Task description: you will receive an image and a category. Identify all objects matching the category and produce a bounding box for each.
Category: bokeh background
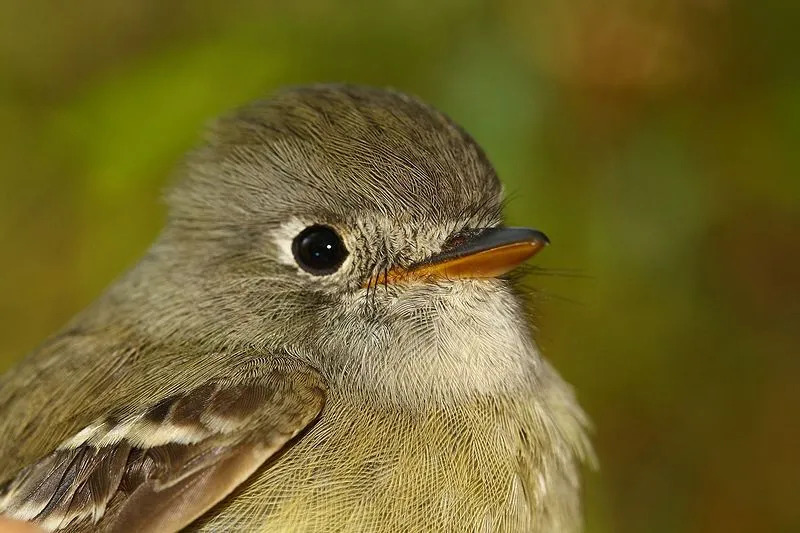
[1,1,798,531]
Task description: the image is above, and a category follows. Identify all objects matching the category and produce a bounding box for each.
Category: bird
[0,84,593,532]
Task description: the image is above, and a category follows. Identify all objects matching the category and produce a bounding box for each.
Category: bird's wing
[0,356,326,532]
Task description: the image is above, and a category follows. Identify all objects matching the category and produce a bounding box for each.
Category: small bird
[0,85,592,532]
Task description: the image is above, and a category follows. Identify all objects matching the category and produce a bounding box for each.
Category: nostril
[441,228,486,252]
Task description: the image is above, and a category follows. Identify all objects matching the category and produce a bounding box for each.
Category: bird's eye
[292,225,349,275]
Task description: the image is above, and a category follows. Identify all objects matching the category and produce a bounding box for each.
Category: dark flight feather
[0,358,326,532]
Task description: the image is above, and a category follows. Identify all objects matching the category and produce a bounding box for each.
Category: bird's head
[130,85,548,405]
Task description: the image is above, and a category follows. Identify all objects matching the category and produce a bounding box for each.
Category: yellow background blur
[1,1,798,531]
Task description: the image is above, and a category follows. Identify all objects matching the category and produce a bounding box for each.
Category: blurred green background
[1,1,798,531]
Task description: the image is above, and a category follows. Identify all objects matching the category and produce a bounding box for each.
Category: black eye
[292,225,349,275]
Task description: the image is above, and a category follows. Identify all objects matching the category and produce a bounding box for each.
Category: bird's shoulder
[0,328,327,531]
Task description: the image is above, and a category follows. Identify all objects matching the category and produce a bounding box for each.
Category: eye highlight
[292,225,349,275]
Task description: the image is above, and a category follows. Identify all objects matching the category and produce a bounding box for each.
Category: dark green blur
[1,1,797,531]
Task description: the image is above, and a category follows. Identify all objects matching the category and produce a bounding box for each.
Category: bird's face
[151,86,547,406]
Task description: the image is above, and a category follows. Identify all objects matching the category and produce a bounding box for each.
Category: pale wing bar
[0,358,326,532]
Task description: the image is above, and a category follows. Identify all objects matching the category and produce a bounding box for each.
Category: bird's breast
[191,399,547,532]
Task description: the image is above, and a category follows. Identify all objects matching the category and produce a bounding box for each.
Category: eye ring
[291,225,349,276]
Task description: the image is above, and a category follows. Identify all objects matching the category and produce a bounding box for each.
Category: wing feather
[0,357,326,532]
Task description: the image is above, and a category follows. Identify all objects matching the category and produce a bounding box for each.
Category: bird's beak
[369,227,549,286]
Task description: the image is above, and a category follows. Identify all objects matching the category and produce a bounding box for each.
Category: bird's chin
[324,277,538,408]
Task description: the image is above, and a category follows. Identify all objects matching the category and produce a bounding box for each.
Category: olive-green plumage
[0,84,592,532]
